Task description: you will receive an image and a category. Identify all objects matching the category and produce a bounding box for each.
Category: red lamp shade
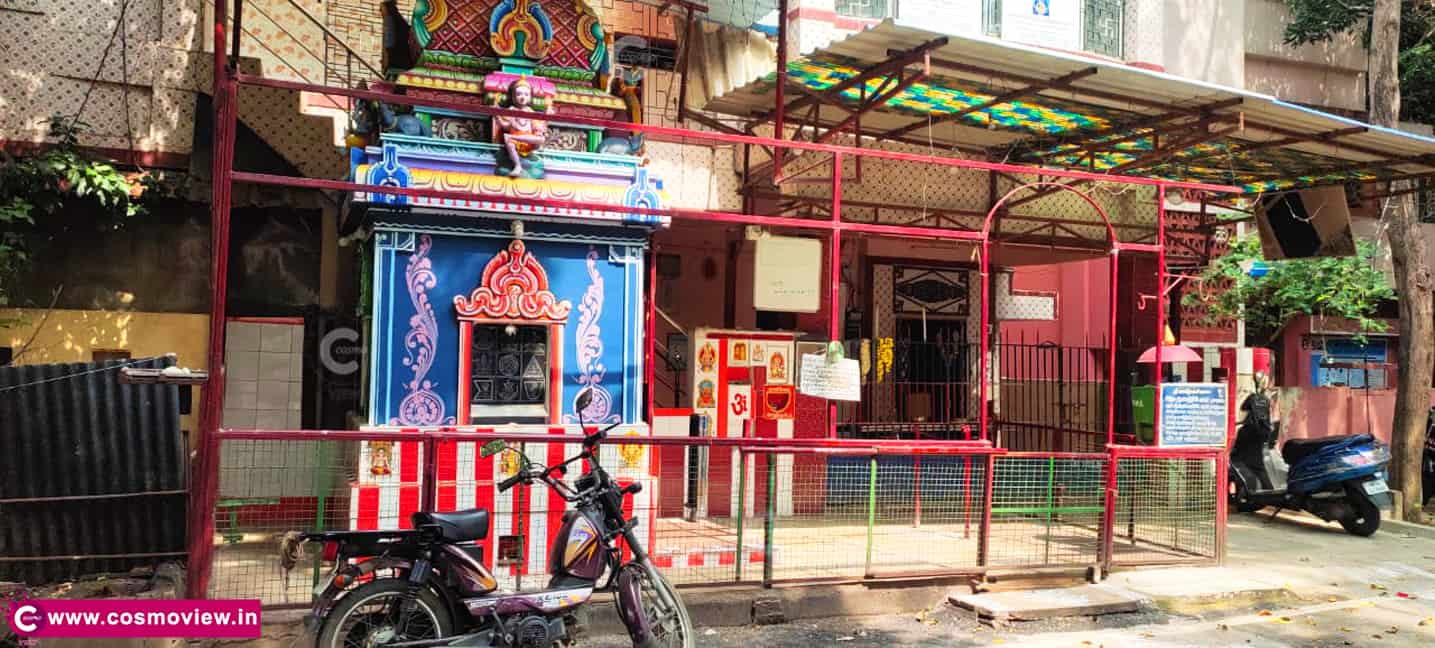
[1137,344,1203,364]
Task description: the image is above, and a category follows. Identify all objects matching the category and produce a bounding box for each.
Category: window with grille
[469,324,549,422]
[836,0,892,20]
[1082,0,1124,58]
[982,0,1125,57]
[613,34,678,72]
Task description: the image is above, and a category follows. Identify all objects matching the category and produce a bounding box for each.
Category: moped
[1229,389,1389,536]
[297,388,694,647]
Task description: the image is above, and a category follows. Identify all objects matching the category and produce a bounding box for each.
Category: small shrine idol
[494,77,552,179]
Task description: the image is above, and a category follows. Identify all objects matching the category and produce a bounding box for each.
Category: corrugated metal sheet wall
[0,356,187,584]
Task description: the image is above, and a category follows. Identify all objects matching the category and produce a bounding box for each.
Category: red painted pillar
[828,152,842,439]
[189,0,239,600]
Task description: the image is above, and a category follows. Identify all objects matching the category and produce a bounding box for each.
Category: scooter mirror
[479,440,507,458]
[575,388,593,420]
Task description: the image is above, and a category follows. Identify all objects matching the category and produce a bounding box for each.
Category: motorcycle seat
[1282,434,1373,466]
[411,509,490,542]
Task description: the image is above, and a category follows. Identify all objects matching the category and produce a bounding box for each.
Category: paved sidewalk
[583,513,1435,647]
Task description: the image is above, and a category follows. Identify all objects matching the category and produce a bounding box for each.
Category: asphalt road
[589,513,1435,647]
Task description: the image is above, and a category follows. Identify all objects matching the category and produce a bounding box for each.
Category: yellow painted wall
[1,309,210,432]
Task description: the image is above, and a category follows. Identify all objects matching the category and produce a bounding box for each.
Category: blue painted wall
[368,227,646,427]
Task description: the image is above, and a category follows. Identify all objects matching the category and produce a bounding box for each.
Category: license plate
[1362,480,1390,495]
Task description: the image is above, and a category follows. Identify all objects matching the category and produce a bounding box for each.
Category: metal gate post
[189,0,241,600]
[762,454,777,588]
[1101,454,1118,572]
[735,450,747,583]
[864,454,877,577]
[977,454,995,567]
[1044,456,1056,565]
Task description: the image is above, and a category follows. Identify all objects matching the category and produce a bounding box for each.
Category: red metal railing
[192,0,1235,599]
[192,427,1224,602]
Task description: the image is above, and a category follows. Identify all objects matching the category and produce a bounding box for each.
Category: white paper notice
[1001,0,1081,52]
[798,354,862,402]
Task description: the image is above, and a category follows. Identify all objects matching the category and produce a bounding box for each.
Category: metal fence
[837,339,1143,453]
[1108,447,1224,566]
[195,429,1221,607]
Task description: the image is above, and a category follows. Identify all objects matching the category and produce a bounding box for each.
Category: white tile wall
[222,320,304,431]
[219,320,311,498]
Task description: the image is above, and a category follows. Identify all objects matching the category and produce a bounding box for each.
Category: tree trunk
[1369,0,1433,521]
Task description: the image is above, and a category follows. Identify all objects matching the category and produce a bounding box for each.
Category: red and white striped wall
[350,425,657,589]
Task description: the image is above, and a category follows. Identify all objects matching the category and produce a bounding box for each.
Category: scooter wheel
[1338,483,1381,537]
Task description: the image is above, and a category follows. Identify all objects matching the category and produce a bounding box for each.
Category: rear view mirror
[575,388,593,416]
[480,441,507,458]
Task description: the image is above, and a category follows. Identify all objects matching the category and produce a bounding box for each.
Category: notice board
[1157,383,1229,447]
[798,353,861,402]
[753,236,821,313]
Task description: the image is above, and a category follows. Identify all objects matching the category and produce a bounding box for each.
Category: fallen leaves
[1257,610,1273,617]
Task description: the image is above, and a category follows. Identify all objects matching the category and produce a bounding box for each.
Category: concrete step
[948,583,1148,622]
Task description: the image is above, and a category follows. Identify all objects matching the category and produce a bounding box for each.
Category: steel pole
[829,152,842,439]
[188,0,239,600]
[1153,185,1166,446]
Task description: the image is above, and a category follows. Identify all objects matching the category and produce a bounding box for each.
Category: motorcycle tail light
[322,541,339,562]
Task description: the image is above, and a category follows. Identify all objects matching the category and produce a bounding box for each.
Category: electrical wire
[0,358,157,394]
[70,0,132,134]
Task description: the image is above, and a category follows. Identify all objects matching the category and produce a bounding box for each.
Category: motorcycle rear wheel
[1339,483,1381,537]
[317,579,451,648]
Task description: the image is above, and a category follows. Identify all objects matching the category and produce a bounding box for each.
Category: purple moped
[299,389,693,648]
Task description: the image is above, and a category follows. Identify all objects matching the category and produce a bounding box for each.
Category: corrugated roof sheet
[703,20,1435,193]
[0,356,187,584]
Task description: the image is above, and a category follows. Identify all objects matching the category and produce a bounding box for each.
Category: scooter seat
[1282,434,1373,466]
[412,509,490,542]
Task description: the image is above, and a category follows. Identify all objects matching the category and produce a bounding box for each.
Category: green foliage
[1282,0,1435,123]
[0,116,145,308]
[1184,234,1395,346]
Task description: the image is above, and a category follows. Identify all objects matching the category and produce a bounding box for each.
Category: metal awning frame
[708,22,1435,195]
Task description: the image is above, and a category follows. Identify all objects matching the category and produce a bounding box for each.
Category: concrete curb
[234,581,958,645]
[1381,517,1435,541]
[588,580,958,633]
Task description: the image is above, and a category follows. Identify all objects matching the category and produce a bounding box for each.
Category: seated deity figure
[494,77,553,178]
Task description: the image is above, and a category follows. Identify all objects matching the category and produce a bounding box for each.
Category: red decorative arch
[454,239,572,322]
[977,182,1121,446]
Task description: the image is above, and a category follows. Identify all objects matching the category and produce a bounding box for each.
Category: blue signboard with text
[1158,383,1228,447]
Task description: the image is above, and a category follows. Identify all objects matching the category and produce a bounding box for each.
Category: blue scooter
[1229,391,1389,536]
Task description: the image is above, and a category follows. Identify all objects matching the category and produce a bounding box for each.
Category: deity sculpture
[494,77,552,179]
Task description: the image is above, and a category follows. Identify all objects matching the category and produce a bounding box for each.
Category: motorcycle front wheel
[316,579,451,648]
[628,565,694,648]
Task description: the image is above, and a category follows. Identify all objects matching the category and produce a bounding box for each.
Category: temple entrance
[890,317,970,433]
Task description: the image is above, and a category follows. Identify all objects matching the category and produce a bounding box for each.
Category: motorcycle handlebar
[497,472,524,493]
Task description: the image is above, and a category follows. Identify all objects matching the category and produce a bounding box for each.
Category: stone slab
[948,583,1148,621]
[1111,566,1286,603]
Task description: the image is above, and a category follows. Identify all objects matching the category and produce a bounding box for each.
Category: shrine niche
[347,0,666,581]
[350,0,663,222]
